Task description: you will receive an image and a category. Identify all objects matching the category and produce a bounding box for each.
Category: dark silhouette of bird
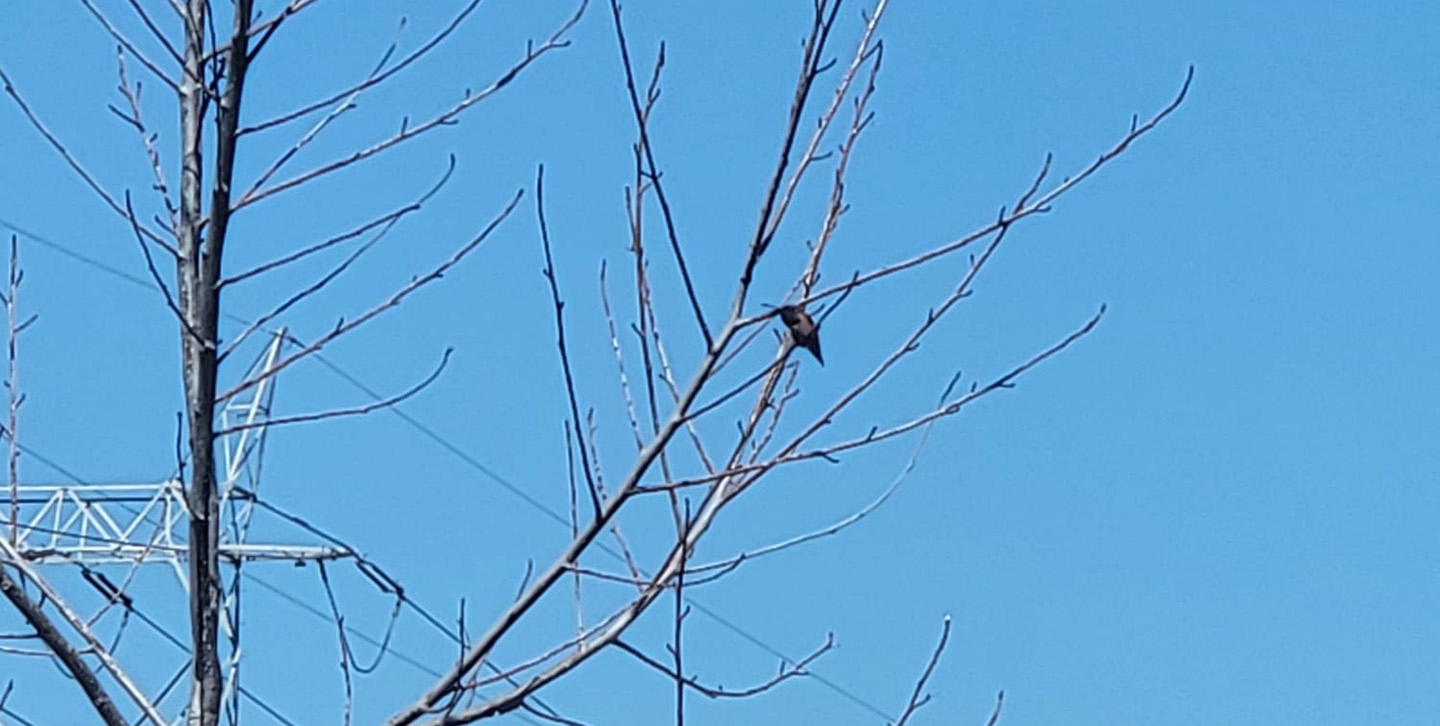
[777,305,823,365]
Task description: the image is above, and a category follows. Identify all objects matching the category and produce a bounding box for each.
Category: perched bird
[777,305,823,365]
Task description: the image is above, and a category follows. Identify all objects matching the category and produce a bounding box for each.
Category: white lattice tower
[4,328,349,724]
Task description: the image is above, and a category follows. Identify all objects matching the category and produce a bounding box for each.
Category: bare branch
[756,64,1195,318]
[517,702,594,726]
[124,192,203,345]
[465,610,628,689]
[317,562,355,726]
[584,410,644,587]
[598,262,646,452]
[798,37,883,297]
[239,18,417,201]
[217,188,428,362]
[0,567,127,726]
[235,0,324,63]
[123,0,185,66]
[213,348,452,436]
[215,189,524,405]
[673,501,688,726]
[3,237,24,547]
[0,538,165,726]
[685,372,955,574]
[565,425,583,646]
[682,357,785,425]
[0,65,173,253]
[116,52,181,235]
[893,616,951,726]
[985,691,1006,726]
[240,0,485,135]
[761,2,889,268]
[537,166,601,515]
[220,154,456,288]
[232,3,586,211]
[778,305,1106,465]
[612,633,834,699]
[643,293,717,477]
[79,0,181,92]
[610,3,710,345]
[650,305,1108,494]
[731,0,844,313]
[614,29,687,528]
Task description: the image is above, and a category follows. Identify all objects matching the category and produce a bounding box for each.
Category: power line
[0,214,896,722]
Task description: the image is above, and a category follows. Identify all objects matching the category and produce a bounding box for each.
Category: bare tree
[0,2,1189,725]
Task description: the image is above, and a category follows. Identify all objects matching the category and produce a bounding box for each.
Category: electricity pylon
[4,328,348,725]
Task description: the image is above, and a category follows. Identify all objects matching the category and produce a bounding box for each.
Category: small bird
[777,305,823,366]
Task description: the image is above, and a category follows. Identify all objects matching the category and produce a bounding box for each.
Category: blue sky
[1,1,1437,725]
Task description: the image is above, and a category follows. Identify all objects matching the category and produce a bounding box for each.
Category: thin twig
[517,702,593,726]
[584,410,644,587]
[644,292,717,477]
[318,562,355,726]
[2,237,26,547]
[985,691,1006,726]
[125,192,205,346]
[220,155,456,288]
[231,0,323,63]
[565,425,583,648]
[612,633,834,699]
[673,500,689,726]
[214,189,523,404]
[239,0,486,135]
[78,0,181,92]
[731,0,844,312]
[0,537,163,726]
[744,65,1196,321]
[798,38,883,298]
[115,51,180,234]
[536,165,601,514]
[685,372,957,574]
[213,348,452,435]
[610,2,710,345]
[0,65,173,254]
[598,262,645,451]
[232,3,586,211]
[645,305,1107,494]
[762,1,889,264]
[893,616,952,726]
[239,18,414,200]
[217,190,430,362]
[123,0,184,65]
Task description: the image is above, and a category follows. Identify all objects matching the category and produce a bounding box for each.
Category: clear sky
[1,1,1437,725]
